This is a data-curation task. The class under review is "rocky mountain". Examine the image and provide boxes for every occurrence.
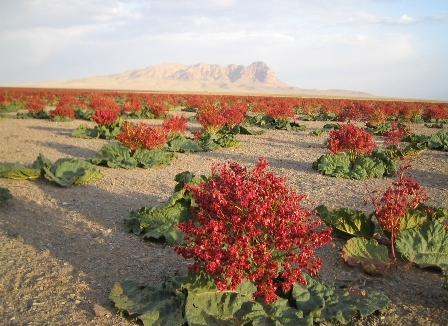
[26,61,374,97]
[34,62,294,93]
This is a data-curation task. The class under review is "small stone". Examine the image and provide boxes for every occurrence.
[93,304,110,317]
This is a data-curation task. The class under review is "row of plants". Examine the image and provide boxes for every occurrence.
[1,87,448,126]
[112,158,447,325]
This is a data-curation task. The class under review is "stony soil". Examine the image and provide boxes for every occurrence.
[0,114,447,325]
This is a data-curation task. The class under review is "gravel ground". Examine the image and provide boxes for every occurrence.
[0,113,447,325]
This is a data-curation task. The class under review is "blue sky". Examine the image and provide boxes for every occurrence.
[1,0,447,100]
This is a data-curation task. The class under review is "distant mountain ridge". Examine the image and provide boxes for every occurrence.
[104,61,290,88]
[31,61,293,92]
[24,61,374,97]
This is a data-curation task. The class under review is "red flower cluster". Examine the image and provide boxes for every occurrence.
[123,96,143,113]
[383,121,408,148]
[116,122,167,151]
[161,115,187,138]
[264,99,296,121]
[89,95,121,112]
[328,123,376,160]
[370,165,428,260]
[196,103,227,134]
[221,102,248,128]
[26,96,47,113]
[175,158,332,303]
[93,109,119,127]
[148,102,169,117]
[49,104,75,120]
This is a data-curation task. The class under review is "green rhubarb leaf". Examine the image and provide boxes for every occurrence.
[341,238,390,276]
[133,148,176,168]
[313,152,396,180]
[90,142,137,169]
[42,157,103,187]
[0,187,13,204]
[126,190,193,246]
[416,204,448,222]
[165,135,201,152]
[292,273,389,324]
[348,156,387,180]
[427,130,448,151]
[71,124,100,138]
[399,208,429,231]
[232,124,264,135]
[182,271,310,326]
[395,220,448,269]
[315,205,375,239]
[139,200,192,246]
[109,279,186,326]
[312,153,351,178]
[0,162,41,179]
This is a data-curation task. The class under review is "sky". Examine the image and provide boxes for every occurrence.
[1,0,447,100]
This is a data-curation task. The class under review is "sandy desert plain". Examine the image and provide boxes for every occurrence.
[0,96,447,325]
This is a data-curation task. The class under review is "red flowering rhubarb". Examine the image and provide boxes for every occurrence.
[116,122,167,151]
[175,158,332,303]
[383,121,408,148]
[161,115,187,138]
[49,104,75,120]
[328,123,376,160]
[370,165,428,261]
[93,109,119,127]
[26,96,47,113]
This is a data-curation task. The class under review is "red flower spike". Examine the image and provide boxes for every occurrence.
[369,165,428,261]
[328,123,376,160]
[175,158,332,303]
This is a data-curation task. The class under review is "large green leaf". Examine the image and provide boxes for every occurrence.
[182,271,310,326]
[348,156,387,180]
[71,124,100,138]
[315,205,375,239]
[312,153,351,177]
[41,157,103,187]
[395,220,448,269]
[133,148,176,168]
[313,152,396,180]
[0,162,41,179]
[109,279,186,326]
[165,135,202,153]
[231,124,264,135]
[341,238,390,275]
[292,273,389,324]
[126,190,192,246]
[139,200,192,246]
[90,142,138,169]
[126,171,210,246]
[427,131,448,151]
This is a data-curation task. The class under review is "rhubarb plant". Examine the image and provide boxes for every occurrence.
[313,124,399,179]
[0,154,103,186]
[72,110,123,139]
[110,270,389,326]
[174,158,332,303]
[125,171,209,246]
[316,168,448,288]
[90,143,176,169]
[246,114,306,131]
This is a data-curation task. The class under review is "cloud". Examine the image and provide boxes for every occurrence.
[0,0,447,99]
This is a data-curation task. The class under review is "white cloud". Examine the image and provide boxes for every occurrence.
[399,14,415,24]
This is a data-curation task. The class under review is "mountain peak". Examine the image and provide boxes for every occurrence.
[34,61,293,92]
